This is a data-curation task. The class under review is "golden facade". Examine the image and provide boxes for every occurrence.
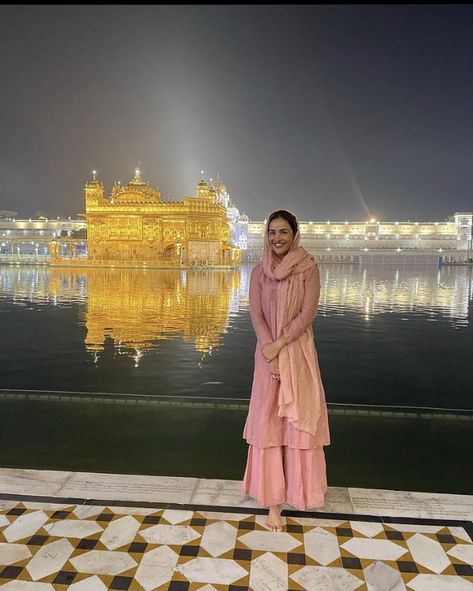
[82,169,240,267]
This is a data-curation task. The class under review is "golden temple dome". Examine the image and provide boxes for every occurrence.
[213,174,227,194]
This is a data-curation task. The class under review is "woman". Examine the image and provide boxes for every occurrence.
[242,209,330,532]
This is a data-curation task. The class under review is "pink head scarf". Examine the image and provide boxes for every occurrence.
[262,211,313,280]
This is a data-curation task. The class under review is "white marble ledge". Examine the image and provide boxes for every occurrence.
[348,487,473,521]
[1,468,472,523]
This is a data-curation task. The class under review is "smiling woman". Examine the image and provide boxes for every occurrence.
[242,209,330,532]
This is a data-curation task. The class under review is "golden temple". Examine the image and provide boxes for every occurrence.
[51,168,241,268]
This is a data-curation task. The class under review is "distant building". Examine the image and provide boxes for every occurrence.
[80,168,240,267]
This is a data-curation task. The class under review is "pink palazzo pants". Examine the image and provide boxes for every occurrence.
[242,444,328,510]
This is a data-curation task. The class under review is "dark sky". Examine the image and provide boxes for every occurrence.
[1,5,472,221]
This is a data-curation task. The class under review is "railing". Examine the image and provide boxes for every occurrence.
[1,388,472,420]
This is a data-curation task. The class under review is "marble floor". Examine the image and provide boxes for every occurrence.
[1,469,472,591]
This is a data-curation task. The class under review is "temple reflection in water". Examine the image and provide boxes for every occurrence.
[48,267,242,364]
[1,264,471,368]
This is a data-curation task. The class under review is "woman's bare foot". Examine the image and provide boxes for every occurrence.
[265,504,283,532]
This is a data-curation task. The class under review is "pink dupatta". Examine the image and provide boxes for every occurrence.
[262,228,325,437]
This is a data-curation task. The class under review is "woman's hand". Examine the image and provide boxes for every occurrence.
[269,357,280,380]
[262,335,287,362]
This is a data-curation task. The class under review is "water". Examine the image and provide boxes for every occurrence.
[0,263,472,493]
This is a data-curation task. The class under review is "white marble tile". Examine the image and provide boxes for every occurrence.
[196,586,219,591]
[350,521,385,538]
[134,546,178,591]
[3,511,49,543]
[99,515,141,550]
[199,511,253,521]
[162,509,193,524]
[341,538,408,561]
[249,552,287,591]
[349,488,473,520]
[139,524,200,545]
[108,506,158,516]
[407,574,473,591]
[239,530,301,552]
[290,566,365,591]
[0,500,17,512]
[313,487,355,515]
[304,527,340,566]
[364,561,406,591]
[58,471,197,504]
[0,582,55,591]
[21,502,72,511]
[25,539,74,581]
[449,527,473,543]
[190,478,258,507]
[200,521,238,557]
[406,533,451,574]
[290,517,346,528]
[72,505,105,519]
[0,468,73,496]
[68,576,108,591]
[447,543,473,565]
[70,549,137,575]
[43,519,103,538]
[0,542,32,566]
[176,557,248,585]
[0,514,10,528]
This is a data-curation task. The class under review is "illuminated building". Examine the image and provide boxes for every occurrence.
[80,168,240,267]
[241,212,473,263]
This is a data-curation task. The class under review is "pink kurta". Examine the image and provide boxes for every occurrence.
[242,260,330,509]
[243,262,330,449]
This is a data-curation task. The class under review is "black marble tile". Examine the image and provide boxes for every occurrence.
[76,538,98,550]
[342,556,362,569]
[0,566,22,579]
[27,535,48,546]
[453,563,473,576]
[436,533,456,544]
[168,582,190,591]
[129,541,148,553]
[180,544,199,556]
[397,560,419,573]
[6,508,26,516]
[110,575,133,590]
[239,521,255,530]
[228,587,249,591]
[96,513,114,522]
[385,530,404,540]
[233,548,252,561]
[287,552,306,565]
[143,515,161,524]
[53,571,77,585]
[190,518,206,526]
[51,510,70,519]
[286,524,304,534]
[336,527,353,538]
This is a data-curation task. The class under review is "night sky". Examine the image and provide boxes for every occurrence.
[1,5,472,222]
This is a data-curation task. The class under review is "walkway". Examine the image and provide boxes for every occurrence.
[1,469,472,590]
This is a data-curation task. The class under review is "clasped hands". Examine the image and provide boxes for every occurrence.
[262,336,287,381]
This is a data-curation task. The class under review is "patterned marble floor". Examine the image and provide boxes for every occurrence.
[1,497,472,591]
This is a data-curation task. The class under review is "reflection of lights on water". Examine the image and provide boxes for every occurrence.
[133,349,142,368]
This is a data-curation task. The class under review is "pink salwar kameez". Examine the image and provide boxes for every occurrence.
[242,239,330,511]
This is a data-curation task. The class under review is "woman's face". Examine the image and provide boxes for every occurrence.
[268,217,295,259]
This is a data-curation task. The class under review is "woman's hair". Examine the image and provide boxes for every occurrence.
[267,209,298,235]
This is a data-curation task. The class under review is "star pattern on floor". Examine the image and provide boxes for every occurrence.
[0,500,472,590]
